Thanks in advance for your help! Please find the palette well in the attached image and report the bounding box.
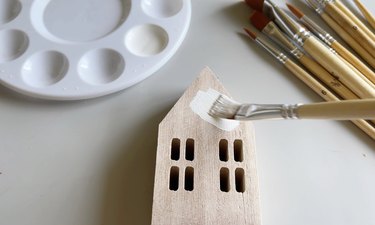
[0,0,191,100]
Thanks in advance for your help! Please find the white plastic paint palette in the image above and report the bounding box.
[0,0,191,100]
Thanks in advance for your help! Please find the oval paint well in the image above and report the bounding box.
[0,29,29,62]
[22,51,69,87]
[78,49,125,85]
[0,0,22,25]
[141,0,183,18]
[125,24,169,57]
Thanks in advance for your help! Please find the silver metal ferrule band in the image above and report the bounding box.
[290,47,304,59]
[262,22,304,59]
[305,0,324,14]
[317,0,327,7]
[234,104,301,120]
[256,38,288,64]
[277,53,288,64]
[302,17,335,46]
[293,28,311,46]
[320,33,335,46]
[317,0,334,8]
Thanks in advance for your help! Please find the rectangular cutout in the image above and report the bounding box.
[184,167,194,191]
[234,139,243,162]
[220,167,230,192]
[219,139,228,162]
[169,166,179,191]
[185,138,195,161]
[171,138,180,161]
[235,168,245,193]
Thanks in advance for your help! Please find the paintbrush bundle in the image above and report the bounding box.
[242,0,375,140]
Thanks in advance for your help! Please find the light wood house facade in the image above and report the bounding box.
[151,68,261,225]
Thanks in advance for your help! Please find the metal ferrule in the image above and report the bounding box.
[317,0,333,8]
[311,34,338,54]
[266,0,311,46]
[302,16,335,46]
[263,22,304,59]
[266,0,297,39]
[256,37,288,64]
[234,104,301,120]
[293,27,312,46]
[290,48,304,58]
[305,0,324,14]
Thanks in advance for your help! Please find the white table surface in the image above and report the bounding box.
[1,0,375,224]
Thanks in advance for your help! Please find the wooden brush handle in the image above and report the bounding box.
[336,53,375,89]
[321,13,375,69]
[298,99,375,120]
[303,36,375,99]
[298,54,358,99]
[284,59,375,139]
[284,59,338,100]
[321,13,375,68]
[352,0,375,32]
[324,2,375,57]
[331,40,375,85]
[336,0,375,42]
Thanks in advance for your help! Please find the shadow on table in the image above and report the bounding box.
[99,108,170,225]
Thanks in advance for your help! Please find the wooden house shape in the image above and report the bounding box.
[151,68,261,225]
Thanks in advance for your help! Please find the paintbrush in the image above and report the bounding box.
[304,0,375,68]
[250,11,359,100]
[245,0,264,11]
[242,28,334,101]
[315,0,375,58]
[245,0,289,30]
[353,0,375,31]
[287,3,375,85]
[209,94,375,120]
[241,28,375,139]
[264,0,375,99]
[334,0,375,41]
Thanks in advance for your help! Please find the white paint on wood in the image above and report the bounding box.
[189,88,239,131]
[151,67,261,225]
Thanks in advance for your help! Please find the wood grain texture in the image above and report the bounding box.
[151,67,261,225]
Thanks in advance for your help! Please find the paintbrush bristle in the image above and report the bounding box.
[245,0,264,11]
[209,95,241,119]
[243,27,257,40]
[250,11,271,31]
[286,3,304,19]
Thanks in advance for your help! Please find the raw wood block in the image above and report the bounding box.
[151,67,261,225]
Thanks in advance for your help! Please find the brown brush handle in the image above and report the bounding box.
[297,99,375,120]
[324,2,375,57]
[320,13,375,69]
[335,0,375,41]
[284,59,375,139]
[303,36,375,98]
[331,40,375,85]
[298,55,358,99]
